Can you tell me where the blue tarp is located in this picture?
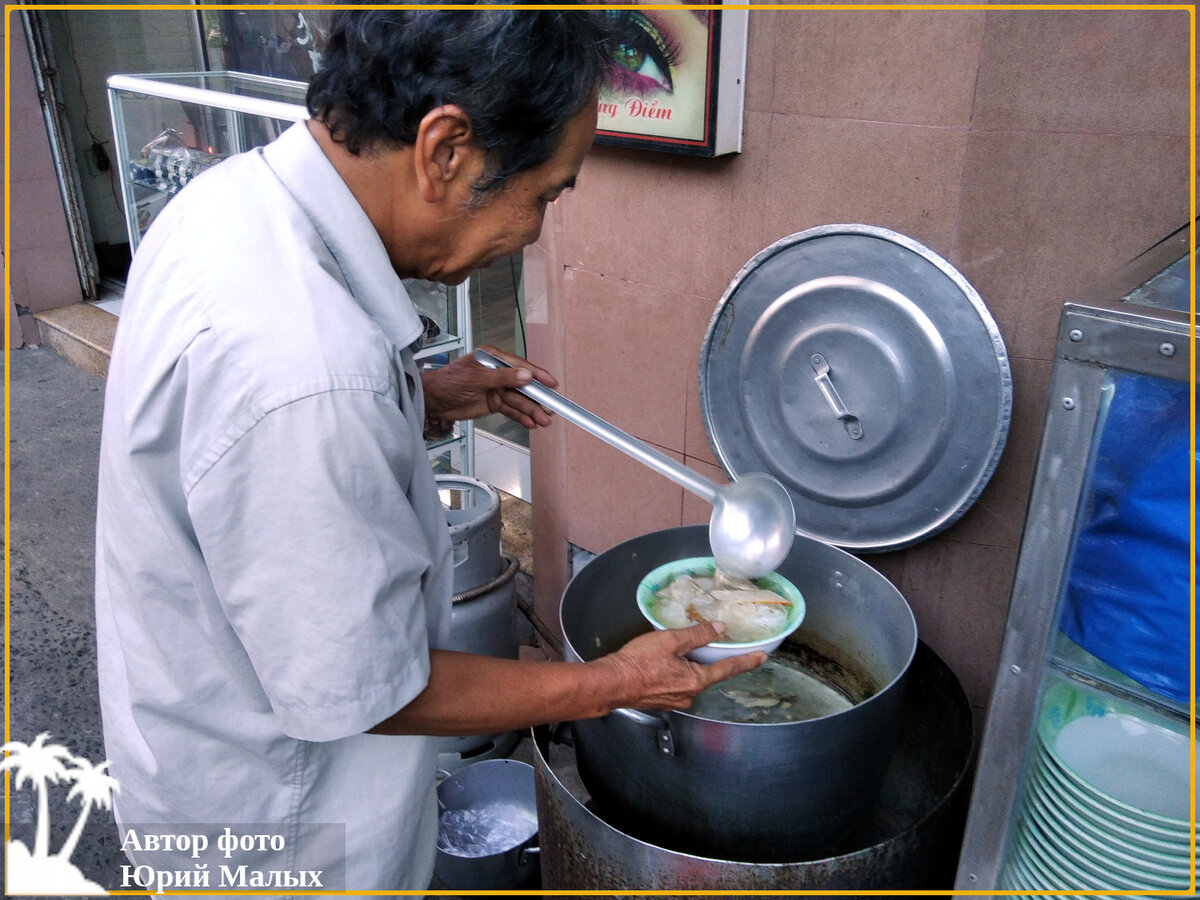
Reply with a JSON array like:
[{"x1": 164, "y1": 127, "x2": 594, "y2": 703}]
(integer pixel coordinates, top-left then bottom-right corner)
[{"x1": 1060, "y1": 373, "x2": 1193, "y2": 703}]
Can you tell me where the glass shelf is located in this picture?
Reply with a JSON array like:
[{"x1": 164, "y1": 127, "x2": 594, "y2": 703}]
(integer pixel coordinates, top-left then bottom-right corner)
[{"x1": 1050, "y1": 634, "x2": 1190, "y2": 725}]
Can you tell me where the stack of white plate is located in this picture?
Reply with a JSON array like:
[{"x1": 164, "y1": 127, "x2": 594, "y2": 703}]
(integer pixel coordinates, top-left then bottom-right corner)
[{"x1": 1000, "y1": 678, "x2": 1195, "y2": 896}]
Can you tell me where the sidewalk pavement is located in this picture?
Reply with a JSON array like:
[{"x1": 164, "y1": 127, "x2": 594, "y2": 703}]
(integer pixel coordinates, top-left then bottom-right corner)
[{"x1": 6, "y1": 343, "x2": 126, "y2": 888}]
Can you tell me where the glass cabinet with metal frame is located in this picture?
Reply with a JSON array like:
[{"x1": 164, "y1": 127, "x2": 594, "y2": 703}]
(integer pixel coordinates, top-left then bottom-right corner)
[
  {"x1": 954, "y1": 227, "x2": 1194, "y2": 893},
  {"x1": 106, "y1": 70, "x2": 473, "y2": 473}
]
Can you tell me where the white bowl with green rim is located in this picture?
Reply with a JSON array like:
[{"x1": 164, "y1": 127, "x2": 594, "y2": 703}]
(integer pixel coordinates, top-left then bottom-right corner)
[
  {"x1": 1022, "y1": 780, "x2": 1189, "y2": 889},
  {"x1": 1017, "y1": 816, "x2": 1120, "y2": 891},
  {"x1": 1030, "y1": 744, "x2": 1193, "y2": 851},
  {"x1": 1036, "y1": 678, "x2": 1191, "y2": 827},
  {"x1": 1001, "y1": 835, "x2": 1050, "y2": 892},
  {"x1": 1012, "y1": 826, "x2": 1076, "y2": 891},
  {"x1": 1026, "y1": 765, "x2": 1190, "y2": 872},
  {"x1": 635, "y1": 556, "x2": 805, "y2": 664},
  {"x1": 1035, "y1": 739, "x2": 1193, "y2": 839}
]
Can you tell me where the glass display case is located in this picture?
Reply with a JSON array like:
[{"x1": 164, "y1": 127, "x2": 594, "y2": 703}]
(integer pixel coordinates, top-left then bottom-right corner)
[
  {"x1": 108, "y1": 71, "x2": 308, "y2": 251},
  {"x1": 954, "y1": 226, "x2": 1194, "y2": 892},
  {"x1": 107, "y1": 71, "x2": 473, "y2": 473}
]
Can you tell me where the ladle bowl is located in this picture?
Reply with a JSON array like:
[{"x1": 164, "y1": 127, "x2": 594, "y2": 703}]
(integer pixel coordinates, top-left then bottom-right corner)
[{"x1": 472, "y1": 349, "x2": 796, "y2": 577}]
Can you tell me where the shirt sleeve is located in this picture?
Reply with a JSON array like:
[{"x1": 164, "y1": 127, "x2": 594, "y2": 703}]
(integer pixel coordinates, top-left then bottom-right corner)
[{"x1": 185, "y1": 383, "x2": 438, "y2": 742}]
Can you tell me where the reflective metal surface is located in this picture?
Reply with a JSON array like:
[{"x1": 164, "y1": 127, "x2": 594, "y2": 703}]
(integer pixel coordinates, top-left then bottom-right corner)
[
  {"x1": 534, "y1": 642, "x2": 974, "y2": 891},
  {"x1": 700, "y1": 224, "x2": 1012, "y2": 552},
  {"x1": 561, "y1": 525, "x2": 917, "y2": 862},
  {"x1": 474, "y1": 348, "x2": 795, "y2": 577}
]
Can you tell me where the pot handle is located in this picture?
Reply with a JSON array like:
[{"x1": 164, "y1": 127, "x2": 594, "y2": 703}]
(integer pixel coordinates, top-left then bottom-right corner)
[
  {"x1": 518, "y1": 844, "x2": 540, "y2": 866},
  {"x1": 611, "y1": 707, "x2": 675, "y2": 757}
]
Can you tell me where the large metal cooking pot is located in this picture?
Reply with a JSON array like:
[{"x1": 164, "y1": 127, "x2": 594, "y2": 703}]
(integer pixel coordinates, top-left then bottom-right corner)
[
  {"x1": 535, "y1": 642, "x2": 973, "y2": 890},
  {"x1": 562, "y1": 525, "x2": 917, "y2": 863}
]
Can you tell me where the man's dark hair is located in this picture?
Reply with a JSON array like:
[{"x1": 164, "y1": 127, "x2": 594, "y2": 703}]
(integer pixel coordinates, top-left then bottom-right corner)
[{"x1": 307, "y1": 8, "x2": 615, "y2": 202}]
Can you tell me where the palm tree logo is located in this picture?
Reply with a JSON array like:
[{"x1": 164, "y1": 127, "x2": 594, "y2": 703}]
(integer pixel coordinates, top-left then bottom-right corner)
[
  {"x1": 60, "y1": 758, "x2": 120, "y2": 862},
  {"x1": 3, "y1": 732, "x2": 117, "y2": 894}
]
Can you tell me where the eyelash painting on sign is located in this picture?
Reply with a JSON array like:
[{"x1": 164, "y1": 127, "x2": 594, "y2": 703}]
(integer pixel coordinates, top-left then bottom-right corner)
[
  {"x1": 597, "y1": 6, "x2": 713, "y2": 146},
  {"x1": 607, "y1": 10, "x2": 683, "y2": 96}
]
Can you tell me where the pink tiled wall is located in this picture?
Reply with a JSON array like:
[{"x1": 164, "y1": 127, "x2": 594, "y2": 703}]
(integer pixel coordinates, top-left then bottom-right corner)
[
  {"x1": 7, "y1": 17, "x2": 84, "y2": 346},
  {"x1": 527, "y1": 8, "x2": 1191, "y2": 719}
]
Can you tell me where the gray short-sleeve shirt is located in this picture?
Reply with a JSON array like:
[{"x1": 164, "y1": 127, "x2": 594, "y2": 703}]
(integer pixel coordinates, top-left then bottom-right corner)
[{"x1": 95, "y1": 122, "x2": 454, "y2": 892}]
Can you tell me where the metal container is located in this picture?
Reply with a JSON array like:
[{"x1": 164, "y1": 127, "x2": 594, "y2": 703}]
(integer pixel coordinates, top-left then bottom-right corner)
[
  {"x1": 562, "y1": 525, "x2": 918, "y2": 863},
  {"x1": 436, "y1": 476, "x2": 520, "y2": 769},
  {"x1": 534, "y1": 641, "x2": 973, "y2": 890},
  {"x1": 435, "y1": 758, "x2": 540, "y2": 890},
  {"x1": 699, "y1": 224, "x2": 1011, "y2": 554},
  {"x1": 440, "y1": 475, "x2": 503, "y2": 596}
]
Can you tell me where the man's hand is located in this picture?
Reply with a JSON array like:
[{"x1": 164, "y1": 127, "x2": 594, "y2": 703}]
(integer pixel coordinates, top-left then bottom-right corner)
[
  {"x1": 421, "y1": 344, "x2": 559, "y2": 427},
  {"x1": 368, "y1": 622, "x2": 765, "y2": 737},
  {"x1": 593, "y1": 622, "x2": 767, "y2": 712}
]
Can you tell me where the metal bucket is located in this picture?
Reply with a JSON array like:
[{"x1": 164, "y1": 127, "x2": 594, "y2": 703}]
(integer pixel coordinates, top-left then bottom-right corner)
[
  {"x1": 440, "y1": 475, "x2": 503, "y2": 593},
  {"x1": 436, "y1": 476, "x2": 520, "y2": 769},
  {"x1": 562, "y1": 525, "x2": 918, "y2": 862},
  {"x1": 534, "y1": 641, "x2": 973, "y2": 891},
  {"x1": 435, "y1": 758, "x2": 541, "y2": 890}
]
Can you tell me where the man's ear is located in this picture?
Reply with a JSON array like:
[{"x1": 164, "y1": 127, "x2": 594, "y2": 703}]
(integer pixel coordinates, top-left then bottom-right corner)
[{"x1": 413, "y1": 105, "x2": 480, "y2": 203}]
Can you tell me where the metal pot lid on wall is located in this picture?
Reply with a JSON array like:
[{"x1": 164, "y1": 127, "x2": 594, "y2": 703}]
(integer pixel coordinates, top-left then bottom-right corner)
[{"x1": 699, "y1": 224, "x2": 1012, "y2": 554}]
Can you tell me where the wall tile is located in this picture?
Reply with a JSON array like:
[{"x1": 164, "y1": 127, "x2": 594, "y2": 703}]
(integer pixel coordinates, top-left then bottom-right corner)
[
  {"x1": 531, "y1": 491, "x2": 569, "y2": 635},
  {"x1": 973, "y1": 9, "x2": 1192, "y2": 136},
  {"x1": 8, "y1": 296, "x2": 23, "y2": 349},
  {"x1": 9, "y1": 20, "x2": 83, "y2": 312},
  {"x1": 560, "y1": 268, "x2": 709, "y2": 454},
  {"x1": 936, "y1": 356, "x2": 1052, "y2": 551},
  {"x1": 11, "y1": 243, "x2": 81, "y2": 312},
  {"x1": 7, "y1": 262, "x2": 29, "y2": 314},
  {"x1": 561, "y1": 144, "x2": 733, "y2": 291},
  {"x1": 761, "y1": 114, "x2": 968, "y2": 256},
  {"x1": 953, "y1": 130, "x2": 1189, "y2": 362},
  {"x1": 683, "y1": 352, "x2": 720, "y2": 468},
  {"x1": 686, "y1": 109, "x2": 780, "y2": 302},
  {"x1": 742, "y1": 9, "x2": 779, "y2": 114},
  {"x1": 529, "y1": 411, "x2": 570, "y2": 626},
  {"x1": 895, "y1": 539, "x2": 1019, "y2": 714},
  {"x1": 562, "y1": 111, "x2": 775, "y2": 306},
  {"x1": 566, "y1": 433, "x2": 685, "y2": 555},
  {"x1": 9, "y1": 177, "x2": 74, "y2": 252},
  {"x1": 767, "y1": 9, "x2": 986, "y2": 127}
]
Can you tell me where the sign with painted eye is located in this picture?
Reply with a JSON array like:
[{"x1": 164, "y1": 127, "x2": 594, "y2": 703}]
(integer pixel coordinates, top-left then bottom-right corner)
[{"x1": 595, "y1": 6, "x2": 748, "y2": 157}]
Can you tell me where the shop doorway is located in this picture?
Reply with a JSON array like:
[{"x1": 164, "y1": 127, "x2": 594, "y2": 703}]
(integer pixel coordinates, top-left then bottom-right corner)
[{"x1": 34, "y1": 9, "x2": 211, "y2": 297}]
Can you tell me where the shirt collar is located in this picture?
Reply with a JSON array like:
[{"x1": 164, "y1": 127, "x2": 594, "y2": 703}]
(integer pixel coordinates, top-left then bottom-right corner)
[{"x1": 260, "y1": 122, "x2": 425, "y2": 351}]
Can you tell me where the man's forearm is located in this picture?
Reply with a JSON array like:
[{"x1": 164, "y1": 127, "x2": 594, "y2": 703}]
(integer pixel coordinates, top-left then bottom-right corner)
[{"x1": 367, "y1": 649, "x2": 622, "y2": 736}]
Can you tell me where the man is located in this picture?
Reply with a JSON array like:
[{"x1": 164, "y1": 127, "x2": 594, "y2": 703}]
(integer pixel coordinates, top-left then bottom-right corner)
[{"x1": 95, "y1": 8, "x2": 764, "y2": 893}]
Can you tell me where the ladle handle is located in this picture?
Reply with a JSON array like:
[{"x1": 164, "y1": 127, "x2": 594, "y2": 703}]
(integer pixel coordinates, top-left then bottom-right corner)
[{"x1": 473, "y1": 349, "x2": 720, "y2": 505}]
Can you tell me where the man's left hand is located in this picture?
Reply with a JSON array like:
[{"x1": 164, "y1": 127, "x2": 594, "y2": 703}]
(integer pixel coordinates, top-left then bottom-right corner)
[{"x1": 421, "y1": 344, "x2": 559, "y2": 428}]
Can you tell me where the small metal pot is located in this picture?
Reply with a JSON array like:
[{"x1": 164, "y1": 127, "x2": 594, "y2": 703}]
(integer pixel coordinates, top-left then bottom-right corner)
[
  {"x1": 562, "y1": 525, "x2": 918, "y2": 863},
  {"x1": 434, "y1": 758, "x2": 540, "y2": 890}
]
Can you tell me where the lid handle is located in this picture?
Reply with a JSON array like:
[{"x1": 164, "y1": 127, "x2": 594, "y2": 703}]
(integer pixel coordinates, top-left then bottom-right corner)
[{"x1": 810, "y1": 353, "x2": 863, "y2": 441}]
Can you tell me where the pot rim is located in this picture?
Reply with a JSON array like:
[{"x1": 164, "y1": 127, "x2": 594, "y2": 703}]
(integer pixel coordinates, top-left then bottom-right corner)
[
  {"x1": 561, "y1": 527, "x2": 918, "y2": 728},
  {"x1": 532, "y1": 641, "x2": 973, "y2": 869},
  {"x1": 590, "y1": 623, "x2": 918, "y2": 729}
]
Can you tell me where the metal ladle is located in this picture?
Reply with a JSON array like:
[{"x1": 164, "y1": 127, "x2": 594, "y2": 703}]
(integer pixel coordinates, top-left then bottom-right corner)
[{"x1": 473, "y1": 349, "x2": 796, "y2": 578}]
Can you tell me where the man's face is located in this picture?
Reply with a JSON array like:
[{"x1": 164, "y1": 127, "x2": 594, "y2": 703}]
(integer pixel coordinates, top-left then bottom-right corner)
[{"x1": 431, "y1": 102, "x2": 599, "y2": 285}]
